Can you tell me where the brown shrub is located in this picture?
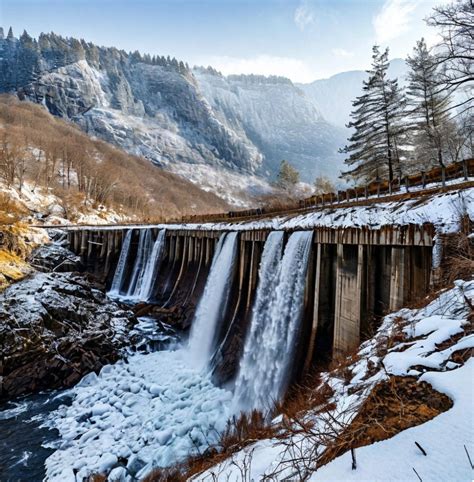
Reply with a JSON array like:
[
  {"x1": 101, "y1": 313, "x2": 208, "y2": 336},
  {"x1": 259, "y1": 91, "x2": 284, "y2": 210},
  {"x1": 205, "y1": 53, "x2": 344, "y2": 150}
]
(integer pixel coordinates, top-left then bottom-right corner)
[{"x1": 318, "y1": 376, "x2": 453, "y2": 467}]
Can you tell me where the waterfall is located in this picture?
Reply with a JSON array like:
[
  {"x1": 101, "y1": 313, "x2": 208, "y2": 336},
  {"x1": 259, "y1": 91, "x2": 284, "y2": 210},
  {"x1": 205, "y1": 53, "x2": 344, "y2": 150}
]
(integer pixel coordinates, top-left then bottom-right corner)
[
  {"x1": 109, "y1": 229, "x2": 133, "y2": 295},
  {"x1": 188, "y1": 232, "x2": 239, "y2": 371},
  {"x1": 136, "y1": 229, "x2": 166, "y2": 301},
  {"x1": 127, "y1": 229, "x2": 153, "y2": 298},
  {"x1": 233, "y1": 230, "x2": 313, "y2": 413}
]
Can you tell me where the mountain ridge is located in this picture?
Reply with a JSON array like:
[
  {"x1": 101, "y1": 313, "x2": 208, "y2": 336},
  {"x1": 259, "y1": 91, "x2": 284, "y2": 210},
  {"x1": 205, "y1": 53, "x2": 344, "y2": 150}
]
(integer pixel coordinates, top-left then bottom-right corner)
[{"x1": 0, "y1": 29, "x2": 346, "y2": 201}]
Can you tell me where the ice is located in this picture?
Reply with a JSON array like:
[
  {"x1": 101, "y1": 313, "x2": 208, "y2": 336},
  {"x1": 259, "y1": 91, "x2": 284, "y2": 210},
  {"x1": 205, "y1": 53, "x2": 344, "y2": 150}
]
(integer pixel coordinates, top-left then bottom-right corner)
[{"x1": 44, "y1": 348, "x2": 233, "y2": 481}]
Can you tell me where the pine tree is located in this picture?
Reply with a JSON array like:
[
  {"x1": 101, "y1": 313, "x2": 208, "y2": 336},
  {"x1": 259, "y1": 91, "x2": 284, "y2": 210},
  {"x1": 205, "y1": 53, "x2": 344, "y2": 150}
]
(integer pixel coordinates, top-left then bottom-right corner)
[
  {"x1": 340, "y1": 46, "x2": 407, "y2": 183},
  {"x1": 406, "y1": 38, "x2": 455, "y2": 169},
  {"x1": 7, "y1": 27, "x2": 14, "y2": 40},
  {"x1": 275, "y1": 160, "x2": 299, "y2": 190}
]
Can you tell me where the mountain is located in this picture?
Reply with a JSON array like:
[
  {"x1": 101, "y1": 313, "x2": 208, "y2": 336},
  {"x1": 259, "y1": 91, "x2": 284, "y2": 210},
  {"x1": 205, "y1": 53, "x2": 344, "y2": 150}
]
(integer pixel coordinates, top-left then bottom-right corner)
[
  {"x1": 194, "y1": 70, "x2": 346, "y2": 181},
  {"x1": 298, "y1": 59, "x2": 408, "y2": 128},
  {"x1": 0, "y1": 29, "x2": 346, "y2": 203}
]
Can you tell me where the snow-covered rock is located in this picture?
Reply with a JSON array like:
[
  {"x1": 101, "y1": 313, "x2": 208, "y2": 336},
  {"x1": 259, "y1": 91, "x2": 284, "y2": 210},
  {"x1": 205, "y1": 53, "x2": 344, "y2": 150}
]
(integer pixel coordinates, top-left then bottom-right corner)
[{"x1": 0, "y1": 270, "x2": 137, "y2": 400}]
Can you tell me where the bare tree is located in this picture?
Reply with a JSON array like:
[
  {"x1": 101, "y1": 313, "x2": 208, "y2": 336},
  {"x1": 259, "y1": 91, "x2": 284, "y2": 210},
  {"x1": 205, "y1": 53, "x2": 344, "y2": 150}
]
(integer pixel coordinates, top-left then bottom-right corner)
[{"x1": 427, "y1": 0, "x2": 473, "y2": 116}]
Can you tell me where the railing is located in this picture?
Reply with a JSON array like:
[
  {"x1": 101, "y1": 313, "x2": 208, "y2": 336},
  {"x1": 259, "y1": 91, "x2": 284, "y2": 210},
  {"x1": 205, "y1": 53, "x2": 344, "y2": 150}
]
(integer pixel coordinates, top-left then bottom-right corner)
[{"x1": 181, "y1": 158, "x2": 474, "y2": 224}]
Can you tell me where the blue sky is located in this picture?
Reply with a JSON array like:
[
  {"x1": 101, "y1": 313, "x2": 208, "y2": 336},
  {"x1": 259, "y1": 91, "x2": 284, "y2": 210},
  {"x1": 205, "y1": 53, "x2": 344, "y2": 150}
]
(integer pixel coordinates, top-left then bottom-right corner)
[{"x1": 0, "y1": 0, "x2": 443, "y2": 82}]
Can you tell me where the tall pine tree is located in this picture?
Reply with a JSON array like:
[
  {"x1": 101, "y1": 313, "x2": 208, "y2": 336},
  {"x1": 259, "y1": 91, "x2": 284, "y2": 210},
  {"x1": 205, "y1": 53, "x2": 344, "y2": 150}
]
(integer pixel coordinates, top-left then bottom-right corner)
[
  {"x1": 341, "y1": 46, "x2": 407, "y2": 183},
  {"x1": 406, "y1": 38, "x2": 456, "y2": 169}
]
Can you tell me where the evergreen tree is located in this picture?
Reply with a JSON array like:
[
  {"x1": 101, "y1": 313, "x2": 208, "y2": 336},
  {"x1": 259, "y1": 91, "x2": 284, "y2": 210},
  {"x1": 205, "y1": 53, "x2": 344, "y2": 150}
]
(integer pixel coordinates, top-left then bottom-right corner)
[
  {"x1": 406, "y1": 38, "x2": 455, "y2": 169},
  {"x1": 7, "y1": 27, "x2": 14, "y2": 40},
  {"x1": 275, "y1": 160, "x2": 299, "y2": 190},
  {"x1": 340, "y1": 46, "x2": 407, "y2": 183}
]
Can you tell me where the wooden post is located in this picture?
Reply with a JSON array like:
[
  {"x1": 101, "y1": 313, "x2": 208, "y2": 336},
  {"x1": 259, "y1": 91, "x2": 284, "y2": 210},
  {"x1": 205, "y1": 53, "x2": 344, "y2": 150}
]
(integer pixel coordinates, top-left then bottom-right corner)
[{"x1": 303, "y1": 243, "x2": 322, "y2": 373}]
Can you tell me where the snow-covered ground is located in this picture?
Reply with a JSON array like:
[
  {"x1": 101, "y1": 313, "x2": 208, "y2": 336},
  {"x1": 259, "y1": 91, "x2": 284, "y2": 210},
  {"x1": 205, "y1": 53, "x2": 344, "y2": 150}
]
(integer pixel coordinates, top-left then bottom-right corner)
[
  {"x1": 44, "y1": 345, "x2": 233, "y2": 482},
  {"x1": 194, "y1": 279, "x2": 474, "y2": 481},
  {"x1": 0, "y1": 181, "x2": 130, "y2": 226}
]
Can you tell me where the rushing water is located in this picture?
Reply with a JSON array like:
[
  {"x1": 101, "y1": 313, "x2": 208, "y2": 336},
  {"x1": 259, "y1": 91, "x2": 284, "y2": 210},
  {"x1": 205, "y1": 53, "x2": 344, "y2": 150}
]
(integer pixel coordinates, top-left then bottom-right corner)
[
  {"x1": 233, "y1": 230, "x2": 313, "y2": 413},
  {"x1": 0, "y1": 392, "x2": 71, "y2": 482},
  {"x1": 187, "y1": 232, "x2": 239, "y2": 371},
  {"x1": 127, "y1": 228, "x2": 153, "y2": 298},
  {"x1": 108, "y1": 229, "x2": 132, "y2": 295},
  {"x1": 136, "y1": 229, "x2": 166, "y2": 301}
]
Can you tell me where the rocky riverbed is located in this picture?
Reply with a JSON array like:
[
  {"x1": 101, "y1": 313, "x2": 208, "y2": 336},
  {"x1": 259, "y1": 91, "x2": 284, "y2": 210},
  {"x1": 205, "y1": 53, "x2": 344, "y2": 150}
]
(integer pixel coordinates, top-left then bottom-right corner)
[{"x1": 0, "y1": 234, "x2": 138, "y2": 401}]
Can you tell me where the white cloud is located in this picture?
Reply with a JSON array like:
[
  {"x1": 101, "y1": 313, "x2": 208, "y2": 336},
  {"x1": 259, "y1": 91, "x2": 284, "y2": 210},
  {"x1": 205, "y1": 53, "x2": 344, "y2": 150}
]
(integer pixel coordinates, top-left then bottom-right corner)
[
  {"x1": 331, "y1": 48, "x2": 354, "y2": 58},
  {"x1": 294, "y1": 0, "x2": 316, "y2": 31},
  {"x1": 373, "y1": 0, "x2": 418, "y2": 44},
  {"x1": 194, "y1": 55, "x2": 317, "y2": 83}
]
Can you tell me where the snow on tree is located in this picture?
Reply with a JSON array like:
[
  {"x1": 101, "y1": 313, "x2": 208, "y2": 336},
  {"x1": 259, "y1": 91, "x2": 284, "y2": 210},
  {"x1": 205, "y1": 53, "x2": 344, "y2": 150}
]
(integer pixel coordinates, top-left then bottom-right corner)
[
  {"x1": 340, "y1": 46, "x2": 408, "y2": 183},
  {"x1": 313, "y1": 175, "x2": 335, "y2": 195},
  {"x1": 275, "y1": 160, "x2": 300, "y2": 190},
  {"x1": 406, "y1": 38, "x2": 459, "y2": 170}
]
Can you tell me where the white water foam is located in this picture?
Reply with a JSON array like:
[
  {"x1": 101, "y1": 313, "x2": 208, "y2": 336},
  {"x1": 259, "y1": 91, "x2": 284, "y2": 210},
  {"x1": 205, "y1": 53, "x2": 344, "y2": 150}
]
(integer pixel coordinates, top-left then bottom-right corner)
[
  {"x1": 187, "y1": 232, "x2": 239, "y2": 371},
  {"x1": 108, "y1": 229, "x2": 132, "y2": 296},
  {"x1": 233, "y1": 230, "x2": 313, "y2": 413},
  {"x1": 136, "y1": 229, "x2": 166, "y2": 301},
  {"x1": 127, "y1": 229, "x2": 153, "y2": 298}
]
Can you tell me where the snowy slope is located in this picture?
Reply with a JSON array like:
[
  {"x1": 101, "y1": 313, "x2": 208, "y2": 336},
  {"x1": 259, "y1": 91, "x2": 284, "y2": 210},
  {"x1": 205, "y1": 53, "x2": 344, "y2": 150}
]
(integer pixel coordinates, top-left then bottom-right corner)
[
  {"x1": 195, "y1": 280, "x2": 474, "y2": 482},
  {"x1": 151, "y1": 185, "x2": 473, "y2": 235}
]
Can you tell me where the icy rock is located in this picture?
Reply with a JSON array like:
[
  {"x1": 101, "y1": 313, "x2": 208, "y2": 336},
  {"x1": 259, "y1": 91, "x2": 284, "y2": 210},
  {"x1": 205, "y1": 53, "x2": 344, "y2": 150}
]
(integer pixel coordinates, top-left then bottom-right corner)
[
  {"x1": 148, "y1": 384, "x2": 162, "y2": 396},
  {"x1": 91, "y1": 403, "x2": 110, "y2": 416},
  {"x1": 126, "y1": 454, "x2": 147, "y2": 475},
  {"x1": 97, "y1": 453, "x2": 118, "y2": 473},
  {"x1": 129, "y1": 383, "x2": 141, "y2": 394},
  {"x1": 0, "y1": 271, "x2": 137, "y2": 401},
  {"x1": 108, "y1": 466, "x2": 127, "y2": 482},
  {"x1": 156, "y1": 428, "x2": 174, "y2": 445}
]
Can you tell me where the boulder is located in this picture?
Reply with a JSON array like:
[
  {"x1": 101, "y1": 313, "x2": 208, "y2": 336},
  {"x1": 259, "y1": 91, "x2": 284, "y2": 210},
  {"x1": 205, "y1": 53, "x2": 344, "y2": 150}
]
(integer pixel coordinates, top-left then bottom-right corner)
[{"x1": 0, "y1": 271, "x2": 137, "y2": 401}]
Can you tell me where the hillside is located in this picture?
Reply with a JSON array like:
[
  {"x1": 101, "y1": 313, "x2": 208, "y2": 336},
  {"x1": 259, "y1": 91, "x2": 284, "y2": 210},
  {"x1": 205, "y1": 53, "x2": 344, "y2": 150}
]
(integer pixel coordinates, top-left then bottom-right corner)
[
  {"x1": 299, "y1": 59, "x2": 408, "y2": 128},
  {"x1": 0, "y1": 95, "x2": 229, "y2": 222}
]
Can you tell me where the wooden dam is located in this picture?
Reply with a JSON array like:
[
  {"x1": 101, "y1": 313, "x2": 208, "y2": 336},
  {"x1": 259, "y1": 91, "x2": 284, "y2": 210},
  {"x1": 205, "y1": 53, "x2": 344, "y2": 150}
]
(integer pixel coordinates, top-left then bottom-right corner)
[
  {"x1": 66, "y1": 222, "x2": 436, "y2": 384},
  {"x1": 60, "y1": 164, "x2": 473, "y2": 388}
]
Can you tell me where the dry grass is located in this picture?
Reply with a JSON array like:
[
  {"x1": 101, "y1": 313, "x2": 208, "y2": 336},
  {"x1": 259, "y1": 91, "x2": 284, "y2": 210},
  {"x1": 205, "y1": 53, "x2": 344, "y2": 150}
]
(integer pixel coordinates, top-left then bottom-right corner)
[
  {"x1": 0, "y1": 191, "x2": 27, "y2": 224},
  {"x1": 318, "y1": 376, "x2": 453, "y2": 468}
]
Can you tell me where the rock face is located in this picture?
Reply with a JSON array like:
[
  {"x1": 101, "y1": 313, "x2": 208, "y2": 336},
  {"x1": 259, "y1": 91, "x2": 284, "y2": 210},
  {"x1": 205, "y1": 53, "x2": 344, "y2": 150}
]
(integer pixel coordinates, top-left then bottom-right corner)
[
  {"x1": 28, "y1": 229, "x2": 83, "y2": 273},
  {"x1": 0, "y1": 271, "x2": 137, "y2": 401},
  {"x1": 0, "y1": 31, "x2": 345, "y2": 187}
]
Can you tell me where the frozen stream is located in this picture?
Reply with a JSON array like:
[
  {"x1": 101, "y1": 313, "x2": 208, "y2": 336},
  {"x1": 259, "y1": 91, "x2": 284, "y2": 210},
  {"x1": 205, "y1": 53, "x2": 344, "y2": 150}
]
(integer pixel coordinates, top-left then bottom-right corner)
[{"x1": 45, "y1": 346, "x2": 233, "y2": 481}]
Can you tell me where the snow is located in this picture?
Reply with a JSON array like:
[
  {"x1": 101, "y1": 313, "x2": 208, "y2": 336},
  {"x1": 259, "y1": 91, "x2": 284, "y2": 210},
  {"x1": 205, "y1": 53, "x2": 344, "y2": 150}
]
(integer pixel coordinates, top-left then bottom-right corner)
[
  {"x1": 44, "y1": 347, "x2": 233, "y2": 481},
  {"x1": 62, "y1": 185, "x2": 474, "y2": 235},
  {"x1": 194, "y1": 279, "x2": 474, "y2": 482},
  {"x1": 0, "y1": 180, "x2": 129, "y2": 226},
  {"x1": 310, "y1": 361, "x2": 473, "y2": 482}
]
